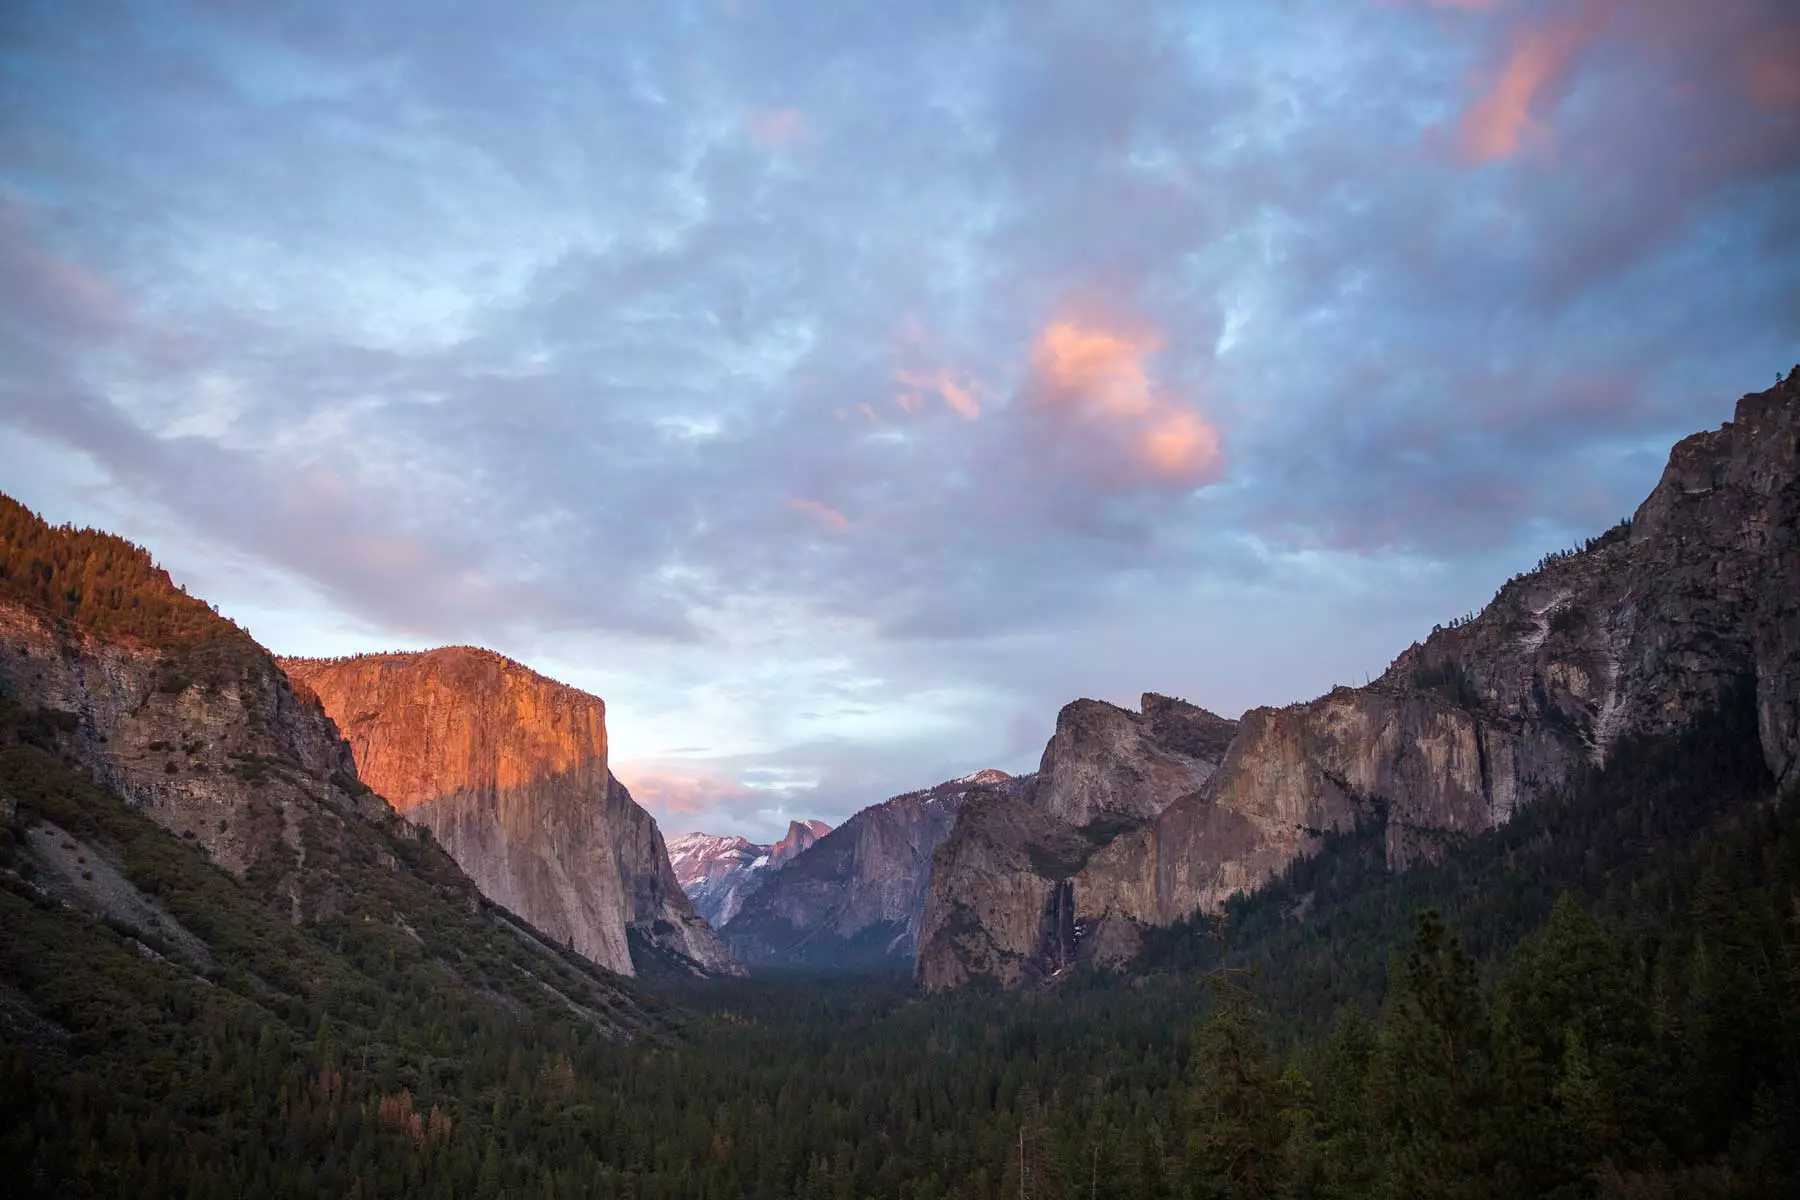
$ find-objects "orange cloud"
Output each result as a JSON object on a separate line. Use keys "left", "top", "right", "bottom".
{"left": 1457, "top": 2, "right": 1613, "bottom": 162}
{"left": 1024, "top": 319, "right": 1223, "bottom": 489}
{"left": 788, "top": 497, "right": 851, "bottom": 533}
{"left": 747, "top": 107, "right": 807, "bottom": 148}
{"left": 895, "top": 367, "right": 982, "bottom": 419}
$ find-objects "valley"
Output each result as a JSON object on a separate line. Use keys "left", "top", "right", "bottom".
{"left": 2, "top": 372, "right": 1798, "bottom": 1196}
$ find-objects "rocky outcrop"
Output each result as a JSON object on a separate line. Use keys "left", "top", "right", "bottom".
{"left": 916, "top": 697, "right": 1236, "bottom": 989}
{"left": 280, "top": 649, "right": 740, "bottom": 978}
{"left": 921, "top": 369, "right": 1800, "bottom": 989}
{"left": 0, "top": 602, "right": 389, "bottom": 926}
{"left": 727, "top": 771, "right": 1021, "bottom": 969}
{"left": 668, "top": 832, "right": 772, "bottom": 928}
{"left": 768, "top": 819, "right": 831, "bottom": 869}
{"left": 1036, "top": 695, "right": 1239, "bottom": 830}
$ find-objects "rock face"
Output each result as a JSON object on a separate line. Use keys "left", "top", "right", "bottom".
{"left": 916, "top": 697, "right": 1236, "bottom": 989}
{"left": 0, "top": 603, "right": 388, "bottom": 926}
{"left": 1036, "top": 695, "right": 1240, "bottom": 830}
{"left": 668, "top": 818, "right": 831, "bottom": 928}
{"left": 0, "top": 497, "right": 656, "bottom": 1039}
{"left": 727, "top": 771, "right": 1022, "bottom": 969}
{"left": 280, "top": 649, "right": 740, "bottom": 977}
{"left": 769, "top": 819, "right": 831, "bottom": 868}
{"left": 921, "top": 368, "right": 1800, "bottom": 989}
{"left": 667, "top": 832, "right": 772, "bottom": 928}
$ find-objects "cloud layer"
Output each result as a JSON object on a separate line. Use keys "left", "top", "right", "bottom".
{"left": 2, "top": 0, "right": 1795, "bottom": 839}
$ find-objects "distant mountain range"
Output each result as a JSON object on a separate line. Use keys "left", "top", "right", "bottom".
{"left": 666, "top": 817, "right": 832, "bottom": 929}
{"left": 686, "top": 770, "right": 1023, "bottom": 970}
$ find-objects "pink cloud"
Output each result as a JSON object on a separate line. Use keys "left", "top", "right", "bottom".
{"left": 0, "top": 193, "right": 133, "bottom": 335}
{"left": 1021, "top": 319, "right": 1223, "bottom": 490}
{"left": 895, "top": 367, "right": 982, "bottom": 419}
{"left": 613, "top": 766, "right": 756, "bottom": 820}
{"left": 1457, "top": 1, "right": 1614, "bottom": 162}
{"left": 788, "top": 496, "right": 851, "bottom": 533}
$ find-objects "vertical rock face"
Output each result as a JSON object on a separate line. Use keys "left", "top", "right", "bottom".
{"left": 916, "top": 696, "right": 1236, "bottom": 990}
{"left": 1036, "top": 696, "right": 1239, "bottom": 829}
{"left": 921, "top": 369, "right": 1800, "bottom": 989}
{"left": 0, "top": 603, "right": 387, "bottom": 924}
{"left": 280, "top": 649, "right": 740, "bottom": 977}
{"left": 768, "top": 819, "right": 831, "bottom": 869}
{"left": 725, "top": 772, "right": 1020, "bottom": 969}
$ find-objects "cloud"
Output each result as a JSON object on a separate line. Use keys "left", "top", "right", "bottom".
{"left": 895, "top": 367, "right": 982, "bottom": 419}
{"left": 1456, "top": 0, "right": 1614, "bottom": 162}
{"left": 1019, "top": 320, "right": 1224, "bottom": 490}
{"left": 788, "top": 497, "right": 851, "bottom": 533}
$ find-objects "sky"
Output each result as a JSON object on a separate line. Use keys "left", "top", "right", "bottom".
{"left": 2, "top": 0, "right": 1797, "bottom": 843}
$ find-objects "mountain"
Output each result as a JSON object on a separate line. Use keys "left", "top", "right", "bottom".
{"left": 667, "top": 818, "right": 832, "bottom": 928}
{"left": 726, "top": 770, "right": 1026, "bottom": 970}
{"left": 768, "top": 818, "right": 831, "bottom": 868}
{"left": 280, "top": 649, "right": 738, "bottom": 978}
{"left": 917, "top": 696, "right": 1238, "bottom": 989}
{"left": 919, "top": 369, "right": 1800, "bottom": 989}
{"left": 668, "top": 831, "right": 771, "bottom": 927}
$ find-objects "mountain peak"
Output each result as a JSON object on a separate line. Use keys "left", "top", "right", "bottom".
{"left": 769, "top": 818, "right": 831, "bottom": 869}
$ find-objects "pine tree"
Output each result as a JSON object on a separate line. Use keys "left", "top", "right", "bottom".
{"left": 1185, "top": 972, "right": 1292, "bottom": 1199}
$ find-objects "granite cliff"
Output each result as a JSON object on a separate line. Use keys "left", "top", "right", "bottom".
{"left": 280, "top": 649, "right": 739, "bottom": 977}
{"left": 0, "top": 495, "right": 652, "bottom": 1031}
{"left": 916, "top": 697, "right": 1236, "bottom": 989}
{"left": 769, "top": 818, "right": 831, "bottom": 868}
{"left": 727, "top": 770, "right": 1020, "bottom": 969}
{"left": 919, "top": 369, "right": 1800, "bottom": 989}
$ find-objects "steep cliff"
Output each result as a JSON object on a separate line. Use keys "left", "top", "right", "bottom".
{"left": 916, "top": 697, "right": 1235, "bottom": 990}
{"left": 768, "top": 818, "right": 831, "bottom": 869}
{"left": 0, "top": 495, "right": 652, "bottom": 1032}
{"left": 280, "top": 649, "right": 740, "bottom": 977}
{"left": 726, "top": 771, "right": 1020, "bottom": 969}
{"left": 921, "top": 369, "right": 1800, "bottom": 989}
{"left": 1076, "top": 371, "right": 1800, "bottom": 934}
{"left": 0, "top": 494, "right": 396, "bottom": 923}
